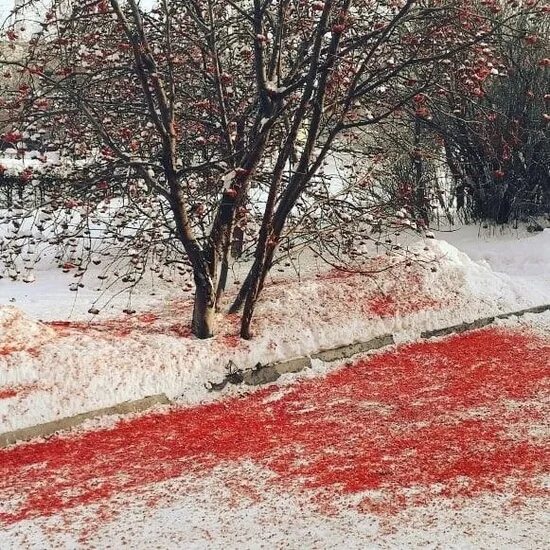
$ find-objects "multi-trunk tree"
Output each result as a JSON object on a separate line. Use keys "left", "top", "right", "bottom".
{"left": 0, "top": 0, "right": 537, "bottom": 339}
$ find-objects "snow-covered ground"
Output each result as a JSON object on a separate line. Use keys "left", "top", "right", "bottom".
{"left": 1, "top": 228, "right": 550, "bottom": 433}
{"left": 1, "top": 315, "right": 548, "bottom": 549}
{"left": 437, "top": 224, "right": 550, "bottom": 308}
{"left": 4, "top": 468, "right": 548, "bottom": 549}
{"left": 0, "top": 224, "right": 549, "bottom": 549}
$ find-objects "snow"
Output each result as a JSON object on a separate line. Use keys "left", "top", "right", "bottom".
{"left": 0, "top": 224, "right": 549, "bottom": 548}
{"left": 0, "top": 306, "right": 55, "bottom": 354}
{"left": 1, "top": 230, "right": 550, "bottom": 433}
{"left": 2, "top": 264, "right": 175, "bottom": 322}
{"left": 437, "top": 225, "right": 550, "bottom": 307}
{"left": 3, "top": 468, "right": 547, "bottom": 549}
{"left": 0, "top": 153, "right": 61, "bottom": 172}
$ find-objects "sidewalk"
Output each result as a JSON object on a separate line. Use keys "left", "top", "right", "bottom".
{"left": 1, "top": 324, "right": 548, "bottom": 549}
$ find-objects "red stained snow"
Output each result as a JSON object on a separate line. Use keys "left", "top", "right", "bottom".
{"left": 0, "top": 383, "right": 41, "bottom": 400}
{"left": 312, "top": 264, "right": 445, "bottom": 321}
{"left": 0, "top": 262, "right": 446, "bottom": 363}
{"left": 1, "top": 328, "right": 548, "bottom": 525}
{"left": 366, "top": 293, "right": 438, "bottom": 317}
{"left": 0, "top": 341, "right": 42, "bottom": 356}
{"left": 363, "top": 272, "right": 440, "bottom": 317}
{"left": 47, "top": 315, "right": 193, "bottom": 340}
{"left": 221, "top": 334, "right": 241, "bottom": 348}
{"left": 0, "top": 387, "right": 18, "bottom": 399}
{"left": 45, "top": 307, "right": 237, "bottom": 343}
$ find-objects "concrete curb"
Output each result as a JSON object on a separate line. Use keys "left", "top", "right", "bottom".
{"left": 238, "top": 305, "right": 550, "bottom": 388}
{"left": 2, "top": 303, "right": 548, "bottom": 448}
{"left": 0, "top": 393, "right": 171, "bottom": 449}
{"left": 312, "top": 334, "right": 395, "bottom": 363}
{"left": 239, "top": 335, "right": 395, "bottom": 387}
{"left": 421, "top": 304, "right": 550, "bottom": 339}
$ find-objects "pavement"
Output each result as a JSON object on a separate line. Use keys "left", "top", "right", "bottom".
{"left": 1, "top": 326, "right": 549, "bottom": 549}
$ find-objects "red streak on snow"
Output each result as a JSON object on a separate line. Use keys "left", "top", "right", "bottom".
{"left": 0, "top": 387, "right": 18, "bottom": 399}
{"left": 46, "top": 311, "right": 231, "bottom": 345}
{"left": 1, "top": 328, "right": 548, "bottom": 524}
{"left": 47, "top": 319, "right": 134, "bottom": 338}
{"left": 166, "top": 323, "right": 193, "bottom": 338}
{"left": 47, "top": 318, "right": 193, "bottom": 340}
{"left": 136, "top": 313, "right": 160, "bottom": 324}
{"left": 0, "top": 383, "right": 42, "bottom": 400}
{"left": 221, "top": 334, "right": 241, "bottom": 348}
{"left": 366, "top": 293, "right": 439, "bottom": 317}
{"left": 363, "top": 271, "right": 440, "bottom": 317}
{"left": 0, "top": 343, "right": 42, "bottom": 357}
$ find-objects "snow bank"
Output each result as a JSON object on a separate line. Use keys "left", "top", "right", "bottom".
{"left": 0, "top": 237, "right": 548, "bottom": 433}
{"left": 437, "top": 226, "right": 550, "bottom": 307}
{"left": 0, "top": 306, "right": 55, "bottom": 353}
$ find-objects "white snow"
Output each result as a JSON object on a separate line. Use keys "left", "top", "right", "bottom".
{"left": 437, "top": 225, "right": 550, "bottom": 306}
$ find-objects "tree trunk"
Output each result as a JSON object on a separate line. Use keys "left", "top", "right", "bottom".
{"left": 239, "top": 263, "right": 263, "bottom": 339}
{"left": 240, "top": 243, "right": 276, "bottom": 339}
{"left": 215, "top": 257, "right": 228, "bottom": 312}
{"left": 192, "top": 278, "right": 216, "bottom": 339}
{"left": 240, "top": 285, "right": 259, "bottom": 340}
